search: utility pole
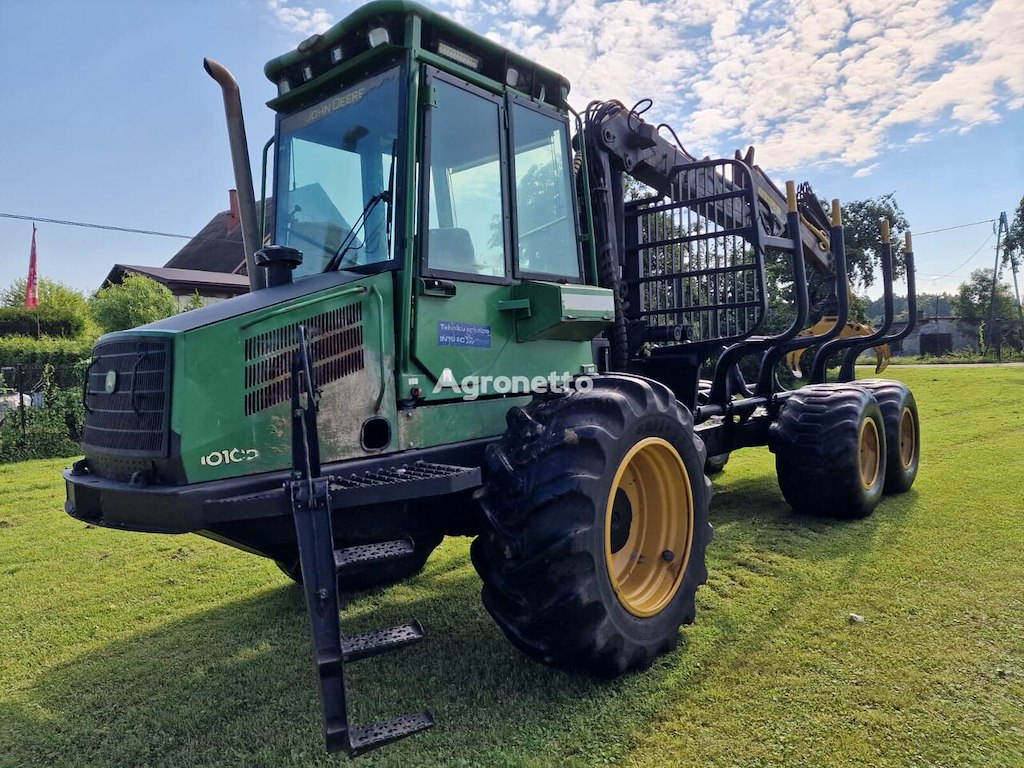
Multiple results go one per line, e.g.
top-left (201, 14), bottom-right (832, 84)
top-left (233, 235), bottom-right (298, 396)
top-left (985, 212), bottom-right (1008, 348)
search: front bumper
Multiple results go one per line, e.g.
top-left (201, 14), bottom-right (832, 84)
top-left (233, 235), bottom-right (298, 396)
top-left (66, 465), bottom-right (294, 533)
top-left (65, 439), bottom-right (489, 534)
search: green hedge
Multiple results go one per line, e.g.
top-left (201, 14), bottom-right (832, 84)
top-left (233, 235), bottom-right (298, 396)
top-left (0, 306), bottom-right (86, 338)
top-left (0, 336), bottom-right (94, 368)
top-left (0, 337), bottom-right (93, 389)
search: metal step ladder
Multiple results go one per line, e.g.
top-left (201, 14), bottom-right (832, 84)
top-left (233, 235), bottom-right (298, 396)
top-left (288, 325), bottom-right (434, 756)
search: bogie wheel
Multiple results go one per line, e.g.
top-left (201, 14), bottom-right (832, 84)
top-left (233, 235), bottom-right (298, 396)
top-left (471, 374), bottom-right (713, 677)
top-left (274, 533), bottom-right (443, 591)
top-left (704, 452), bottom-right (730, 475)
top-left (854, 379), bottom-right (920, 494)
top-left (773, 383), bottom-right (887, 519)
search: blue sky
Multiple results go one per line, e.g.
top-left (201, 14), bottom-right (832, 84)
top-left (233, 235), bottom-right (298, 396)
top-left (1, 0), bottom-right (1021, 300)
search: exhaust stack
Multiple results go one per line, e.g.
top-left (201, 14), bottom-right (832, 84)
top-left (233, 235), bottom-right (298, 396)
top-left (204, 58), bottom-right (265, 290)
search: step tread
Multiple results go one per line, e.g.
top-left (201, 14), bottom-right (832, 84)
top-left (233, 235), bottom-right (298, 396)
top-left (330, 461), bottom-right (475, 490)
top-left (342, 621), bottom-right (424, 663)
top-left (346, 712), bottom-right (435, 756)
top-left (333, 538), bottom-right (414, 571)
top-left (325, 462), bottom-right (482, 508)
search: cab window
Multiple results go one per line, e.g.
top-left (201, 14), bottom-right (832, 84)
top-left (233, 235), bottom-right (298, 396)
top-left (424, 78), bottom-right (507, 279)
top-left (510, 103), bottom-right (580, 279)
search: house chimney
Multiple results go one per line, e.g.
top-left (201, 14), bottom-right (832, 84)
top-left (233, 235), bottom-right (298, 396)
top-left (227, 189), bottom-right (240, 231)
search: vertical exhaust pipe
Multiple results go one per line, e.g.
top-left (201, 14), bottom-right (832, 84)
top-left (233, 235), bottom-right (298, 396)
top-left (204, 58), bottom-right (265, 290)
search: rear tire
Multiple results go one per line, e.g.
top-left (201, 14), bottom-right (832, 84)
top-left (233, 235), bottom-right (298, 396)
top-left (854, 379), bottom-right (920, 494)
top-left (773, 383), bottom-right (887, 519)
top-left (472, 374), bottom-right (713, 677)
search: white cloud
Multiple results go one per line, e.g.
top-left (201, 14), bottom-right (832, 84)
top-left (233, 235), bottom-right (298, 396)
top-left (266, 0), bottom-right (334, 37)
top-left (509, 0), bottom-right (545, 16)
top-left (448, 0), bottom-right (1023, 175)
top-left (266, 0), bottom-right (1023, 176)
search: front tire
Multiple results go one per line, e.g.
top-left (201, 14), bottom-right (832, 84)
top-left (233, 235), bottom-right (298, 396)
top-left (471, 374), bottom-right (713, 677)
top-left (773, 383), bottom-right (887, 519)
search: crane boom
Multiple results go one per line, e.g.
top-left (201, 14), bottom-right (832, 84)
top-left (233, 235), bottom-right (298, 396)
top-left (587, 103), bottom-right (835, 276)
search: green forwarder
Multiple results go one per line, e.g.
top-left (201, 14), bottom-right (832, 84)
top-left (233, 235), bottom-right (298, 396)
top-left (65, 0), bottom-right (921, 757)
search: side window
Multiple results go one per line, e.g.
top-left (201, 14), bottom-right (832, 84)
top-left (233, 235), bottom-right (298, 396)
top-left (511, 104), bottom-right (580, 279)
top-left (425, 79), bottom-right (507, 278)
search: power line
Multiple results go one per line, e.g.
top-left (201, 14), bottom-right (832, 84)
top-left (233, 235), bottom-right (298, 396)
top-left (0, 211), bottom-right (237, 244)
top-left (918, 232), bottom-right (995, 281)
top-left (1, 211), bottom-right (1000, 244)
top-left (915, 219), bottom-right (996, 237)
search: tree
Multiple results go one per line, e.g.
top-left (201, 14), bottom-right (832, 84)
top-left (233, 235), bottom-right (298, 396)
top-left (0, 277), bottom-right (96, 340)
top-left (949, 268), bottom-right (1016, 322)
top-left (179, 292), bottom-right (206, 312)
top-left (1002, 195), bottom-right (1024, 265)
top-left (835, 193), bottom-right (910, 289)
top-left (865, 292), bottom-right (953, 323)
top-left (1002, 197), bottom-right (1024, 324)
top-left (0, 277), bottom-right (90, 321)
top-left (912, 293), bottom-right (953, 320)
top-left (90, 274), bottom-right (178, 333)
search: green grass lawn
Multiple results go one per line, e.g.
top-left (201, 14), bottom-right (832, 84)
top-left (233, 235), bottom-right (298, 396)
top-left (2, 367), bottom-right (1023, 767)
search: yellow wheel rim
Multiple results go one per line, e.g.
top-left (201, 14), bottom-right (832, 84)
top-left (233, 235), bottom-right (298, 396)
top-left (604, 437), bottom-right (694, 618)
top-left (898, 407), bottom-right (916, 469)
top-left (859, 418), bottom-right (881, 489)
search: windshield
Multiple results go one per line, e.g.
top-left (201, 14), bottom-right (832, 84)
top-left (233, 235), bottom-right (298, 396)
top-left (275, 66), bottom-right (401, 279)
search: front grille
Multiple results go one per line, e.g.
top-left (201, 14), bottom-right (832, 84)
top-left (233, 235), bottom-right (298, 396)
top-left (82, 337), bottom-right (172, 456)
top-left (244, 302), bottom-right (365, 416)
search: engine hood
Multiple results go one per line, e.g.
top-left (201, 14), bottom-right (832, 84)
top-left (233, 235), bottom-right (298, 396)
top-left (129, 269), bottom-right (367, 335)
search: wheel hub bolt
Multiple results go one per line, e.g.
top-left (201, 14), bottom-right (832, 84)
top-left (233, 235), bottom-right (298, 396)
top-left (661, 550), bottom-right (675, 562)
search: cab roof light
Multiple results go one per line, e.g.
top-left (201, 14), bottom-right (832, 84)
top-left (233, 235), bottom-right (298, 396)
top-left (301, 63), bottom-right (314, 82)
top-left (368, 25), bottom-right (390, 48)
top-left (278, 78), bottom-right (292, 96)
top-left (330, 45), bottom-right (344, 64)
top-left (437, 40), bottom-right (481, 71)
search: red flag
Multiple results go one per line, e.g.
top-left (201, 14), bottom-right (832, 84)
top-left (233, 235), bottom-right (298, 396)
top-left (25, 224), bottom-right (38, 308)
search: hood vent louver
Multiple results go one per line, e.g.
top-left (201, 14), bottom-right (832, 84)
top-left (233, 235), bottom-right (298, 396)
top-left (244, 302), bottom-right (364, 416)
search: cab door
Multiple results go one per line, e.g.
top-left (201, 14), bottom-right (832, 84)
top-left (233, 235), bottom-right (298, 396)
top-left (411, 68), bottom-right (596, 401)
top-left (411, 69), bottom-right (515, 398)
